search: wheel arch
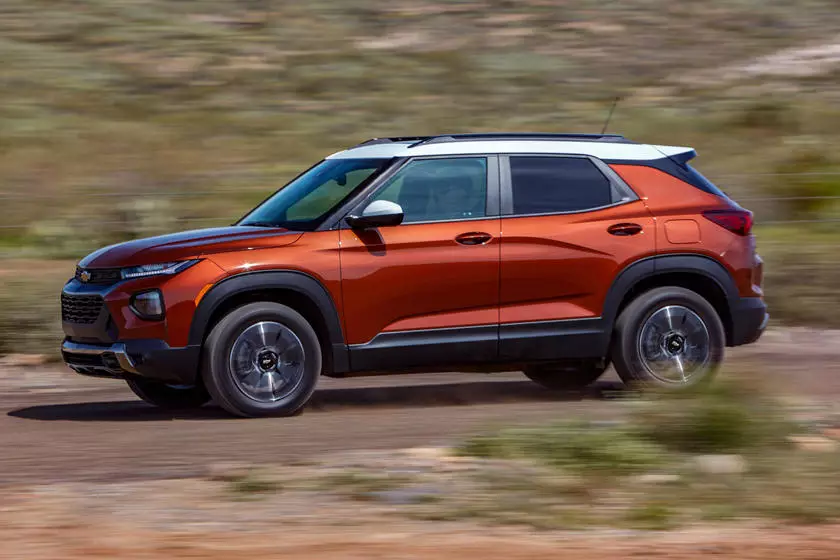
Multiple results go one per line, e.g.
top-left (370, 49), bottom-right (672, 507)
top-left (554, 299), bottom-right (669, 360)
top-left (603, 254), bottom-right (739, 346)
top-left (188, 270), bottom-right (349, 374)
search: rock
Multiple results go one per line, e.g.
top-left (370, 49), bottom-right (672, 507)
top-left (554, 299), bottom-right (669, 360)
top-left (206, 462), bottom-right (253, 481)
top-left (635, 473), bottom-right (681, 485)
top-left (788, 435), bottom-right (839, 453)
top-left (433, 454), bottom-right (475, 472)
top-left (403, 446), bottom-right (474, 471)
top-left (692, 454), bottom-right (748, 475)
top-left (0, 354), bottom-right (48, 367)
top-left (404, 447), bottom-right (450, 460)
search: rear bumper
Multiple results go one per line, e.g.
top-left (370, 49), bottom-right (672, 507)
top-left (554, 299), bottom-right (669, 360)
top-left (62, 339), bottom-right (199, 384)
top-left (729, 297), bottom-right (768, 347)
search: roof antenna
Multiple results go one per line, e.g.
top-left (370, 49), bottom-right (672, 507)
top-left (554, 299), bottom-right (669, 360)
top-left (601, 96), bottom-right (621, 135)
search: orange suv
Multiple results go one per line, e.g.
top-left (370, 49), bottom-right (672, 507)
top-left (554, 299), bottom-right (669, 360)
top-left (61, 133), bottom-right (767, 417)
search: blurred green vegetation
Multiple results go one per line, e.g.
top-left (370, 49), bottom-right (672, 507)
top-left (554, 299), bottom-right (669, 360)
top-left (462, 422), bottom-right (663, 475)
top-left (461, 380), bottom-right (794, 467)
top-left (450, 379), bottom-right (840, 529)
top-left (758, 226), bottom-right (840, 328)
top-left (0, 264), bottom-right (71, 357)
top-left (1, 0), bottom-right (840, 354)
top-left (2, 0), bottom-right (840, 251)
top-left (632, 380), bottom-right (795, 454)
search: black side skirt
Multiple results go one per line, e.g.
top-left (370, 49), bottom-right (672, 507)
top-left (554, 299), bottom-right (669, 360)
top-left (499, 318), bottom-right (608, 361)
top-left (348, 319), bottom-right (608, 373)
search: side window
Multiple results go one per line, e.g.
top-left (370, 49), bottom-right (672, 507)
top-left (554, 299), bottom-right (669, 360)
top-left (509, 156), bottom-right (614, 215)
top-left (371, 158), bottom-right (487, 223)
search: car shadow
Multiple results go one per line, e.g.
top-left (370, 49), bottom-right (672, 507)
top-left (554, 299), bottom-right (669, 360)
top-left (7, 380), bottom-right (628, 422)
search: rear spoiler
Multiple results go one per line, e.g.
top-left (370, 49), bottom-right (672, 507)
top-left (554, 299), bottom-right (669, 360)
top-left (650, 146), bottom-right (729, 198)
top-left (651, 145), bottom-right (697, 168)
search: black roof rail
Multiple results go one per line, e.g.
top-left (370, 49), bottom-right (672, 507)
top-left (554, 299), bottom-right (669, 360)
top-left (353, 137), bottom-right (431, 147)
top-left (353, 133), bottom-right (631, 150)
top-left (411, 133), bottom-right (629, 146)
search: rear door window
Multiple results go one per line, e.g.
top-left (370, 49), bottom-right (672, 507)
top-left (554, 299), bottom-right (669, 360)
top-left (509, 156), bottom-right (614, 215)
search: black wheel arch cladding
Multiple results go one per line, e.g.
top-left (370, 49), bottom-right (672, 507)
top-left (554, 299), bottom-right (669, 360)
top-left (603, 254), bottom-right (739, 325)
top-left (189, 270), bottom-right (345, 346)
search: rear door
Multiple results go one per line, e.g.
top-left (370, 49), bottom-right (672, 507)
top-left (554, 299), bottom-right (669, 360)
top-left (340, 155), bottom-right (501, 371)
top-left (498, 154), bottom-right (655, 360)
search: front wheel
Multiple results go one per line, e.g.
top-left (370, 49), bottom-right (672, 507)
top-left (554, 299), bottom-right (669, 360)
top-left (202, 302), bottom-right (321, 418)
top-left (126, 378), bottom-right (210, 410)
top-left (611, 287), bottom-right (725, 390)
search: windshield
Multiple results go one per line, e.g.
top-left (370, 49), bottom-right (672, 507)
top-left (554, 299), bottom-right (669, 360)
top-left (238, 158), bottom-right (391, 230)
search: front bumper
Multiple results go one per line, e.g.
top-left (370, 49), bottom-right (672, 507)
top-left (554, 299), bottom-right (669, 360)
top-left (62, 338), bottom-right (200, 384)
top-left (60, 265), bottom-right (215, 384)
top-left (729, 296), bottom-right (769, 347)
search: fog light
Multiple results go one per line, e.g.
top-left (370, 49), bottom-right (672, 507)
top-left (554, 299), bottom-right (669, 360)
top-left (130, 290), bottom-right (165, 321)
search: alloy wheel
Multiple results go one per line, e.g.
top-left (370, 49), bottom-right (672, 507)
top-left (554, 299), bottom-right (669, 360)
top-left (637, 305), bottom-right (711, 385)
top-left (229, 321), bottom-right (306, 403)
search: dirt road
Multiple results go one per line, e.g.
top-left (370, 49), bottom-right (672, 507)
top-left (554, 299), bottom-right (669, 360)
top-left (1, 327), bottom-right (838, 486)
top-left (0, 374), bottom-right (620, 485)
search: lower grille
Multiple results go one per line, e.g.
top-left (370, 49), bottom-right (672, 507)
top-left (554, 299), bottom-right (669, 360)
top-left (61, 293), bottom-right (104, 324)
top-left (62, 351), bottom-right (105, 368)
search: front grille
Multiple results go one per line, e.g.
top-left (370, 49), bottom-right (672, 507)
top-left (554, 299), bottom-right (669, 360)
top-left (61, 293), bottom-right (104, 324)
top-left (75, 266), bottom-right (122, 286)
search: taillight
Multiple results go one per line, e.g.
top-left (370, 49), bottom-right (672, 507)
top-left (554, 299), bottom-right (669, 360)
top-left (702, 209), bottom-right (753, 236)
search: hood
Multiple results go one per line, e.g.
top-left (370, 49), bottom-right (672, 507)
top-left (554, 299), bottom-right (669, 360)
top-left (79, 226), bottom-right (303, 268)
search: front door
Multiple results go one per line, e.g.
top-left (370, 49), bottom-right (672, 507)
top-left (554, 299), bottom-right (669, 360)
top-left (339, 156), bottom-right (501, 371)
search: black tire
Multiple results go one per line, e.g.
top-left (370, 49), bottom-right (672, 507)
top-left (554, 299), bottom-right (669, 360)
top-left (126, 378), bottom-right (210, 409)
top-left (611, 286), bottom-right (725, 390)
top-left (202, 302), bottom-right (321, 418)
top-left (524, 361), bottom-right (608, 391)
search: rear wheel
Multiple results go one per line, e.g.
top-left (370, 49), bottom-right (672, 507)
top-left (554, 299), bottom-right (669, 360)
top-left (524, 361), bottom-right (608, 391)
top-left (202, 302), bottom-right (321, 418)
top-left (611, 287), bottom-right (724, 390)
top-left (126, 378), bottom-right (210, 410)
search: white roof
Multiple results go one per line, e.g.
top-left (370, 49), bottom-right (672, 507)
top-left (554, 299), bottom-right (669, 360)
top-left (327, 140), bottom-right (694, 161)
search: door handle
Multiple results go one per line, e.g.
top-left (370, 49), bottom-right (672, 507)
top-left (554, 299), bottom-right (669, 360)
top-left (607, 223), bottom-right (643, 236)
top-left (455, 232), bottom-right (493, 246)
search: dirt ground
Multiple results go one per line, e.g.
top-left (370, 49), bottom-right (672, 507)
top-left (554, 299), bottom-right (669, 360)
top-left (5, 475), bottom-right (840, 560)
top-left (1, 326), bottom-right (839, 559)
top-left (7, 516), bottom-right (840, 559)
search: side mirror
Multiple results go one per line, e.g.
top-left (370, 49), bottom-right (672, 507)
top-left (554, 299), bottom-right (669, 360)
top-left (345, 200), bottom-right (404, 229)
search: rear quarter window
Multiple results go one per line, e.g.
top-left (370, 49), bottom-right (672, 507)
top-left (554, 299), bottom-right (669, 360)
top-left (683, 164), bottom-right (729, 198)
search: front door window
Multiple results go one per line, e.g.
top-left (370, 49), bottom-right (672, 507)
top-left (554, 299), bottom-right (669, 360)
top-left (370, 157), bottom-right (488, 223)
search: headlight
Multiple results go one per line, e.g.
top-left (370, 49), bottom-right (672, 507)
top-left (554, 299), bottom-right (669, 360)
top-left (120, 260), bottom-right (199, 280)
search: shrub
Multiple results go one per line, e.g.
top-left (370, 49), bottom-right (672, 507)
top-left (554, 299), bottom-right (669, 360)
top-left (760, 228), bottom-right (840, 328)
top-left (462, 423), bottom-right (664, 475)
top-left (633, 379), bottom-right (794, 454)
top-left (0, 276), bottom-right (67, 358)
top-left (767, 151), bottom-right (840, 220)
top-left (731, 99), bottom-right (798, 133)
